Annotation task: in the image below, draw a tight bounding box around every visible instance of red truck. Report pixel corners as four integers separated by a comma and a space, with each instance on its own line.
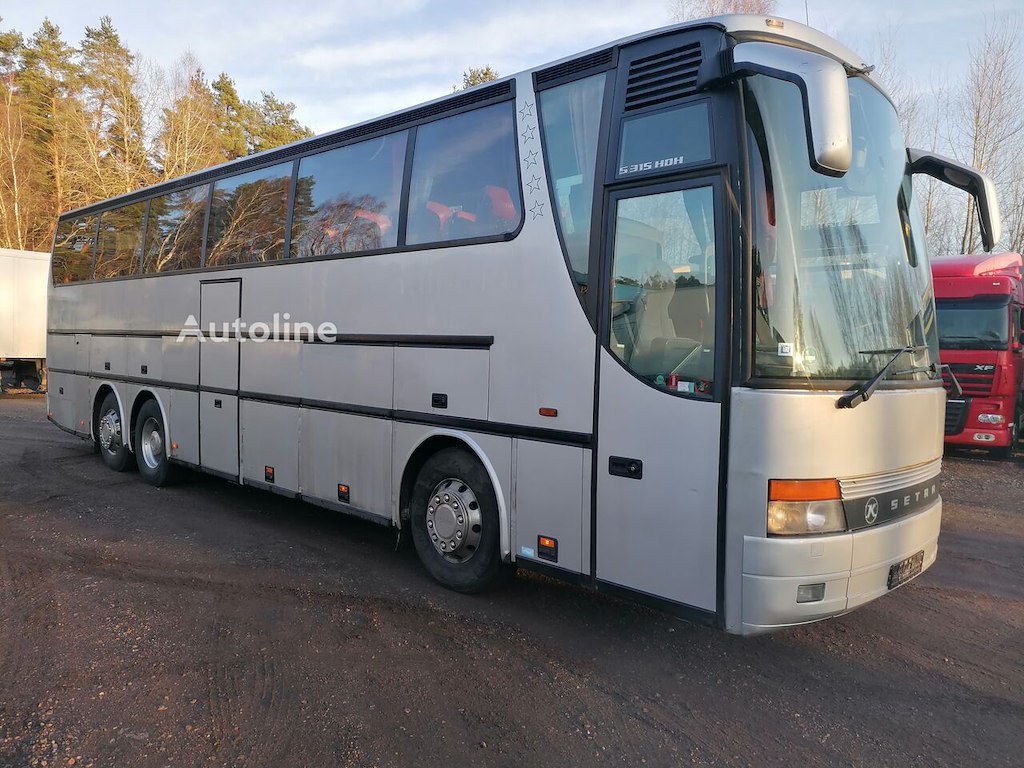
932, 252, 1024, 457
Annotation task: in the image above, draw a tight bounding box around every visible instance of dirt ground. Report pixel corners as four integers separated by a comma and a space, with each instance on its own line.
0, 393, 1021, 768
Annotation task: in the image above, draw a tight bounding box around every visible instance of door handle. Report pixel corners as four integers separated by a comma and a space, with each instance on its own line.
609, 456, 643, 479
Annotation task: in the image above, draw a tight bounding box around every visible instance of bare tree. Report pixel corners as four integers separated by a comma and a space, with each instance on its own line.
670, 0, 776, 21
155, 52, 225, 180
954, 16, 1024, 253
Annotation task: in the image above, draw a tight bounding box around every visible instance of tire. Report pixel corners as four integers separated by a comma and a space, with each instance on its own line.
134, 399, 178, 486
409, 447, 506, 593
96, 392, 134, 472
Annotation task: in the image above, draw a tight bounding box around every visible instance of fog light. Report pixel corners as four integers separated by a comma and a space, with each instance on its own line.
978, 413, 1004, 424
973, 433, 996, 442
797, 583, 826, 603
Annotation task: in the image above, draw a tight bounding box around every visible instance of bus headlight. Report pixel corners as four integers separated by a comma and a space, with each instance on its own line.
767, 479, 847, 535
977, 413, 1004, 424
767, 500, 847, 535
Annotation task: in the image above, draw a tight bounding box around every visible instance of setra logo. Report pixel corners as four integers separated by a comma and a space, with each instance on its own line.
864, 497, 879, 525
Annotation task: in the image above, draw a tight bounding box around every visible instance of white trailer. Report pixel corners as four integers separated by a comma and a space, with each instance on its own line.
0, 248, 48, 391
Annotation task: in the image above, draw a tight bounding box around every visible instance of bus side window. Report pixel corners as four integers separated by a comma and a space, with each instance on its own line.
406, 101, 522, 246
52, 215, 97, 284
291, 132, 407, 258
206, 162, 292, 267
95, 202, 145, 280
144, 186, 208, 273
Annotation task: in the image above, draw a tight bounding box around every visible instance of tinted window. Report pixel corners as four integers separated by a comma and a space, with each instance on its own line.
95, 202, 145, 279
206, 163, 292, 267
538, 73, 606, 285
609, 186, 716, 395
52, 215, 98, 284
407, 102, 522, 245
291, 132, 407, 257
144, 186, 208, 273
618, 103, 711, 178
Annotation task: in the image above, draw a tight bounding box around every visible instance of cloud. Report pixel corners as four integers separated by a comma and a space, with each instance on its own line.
287, 0, 670, 131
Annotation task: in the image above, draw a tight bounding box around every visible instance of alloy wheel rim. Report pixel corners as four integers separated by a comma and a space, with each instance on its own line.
425, 477, 483, 563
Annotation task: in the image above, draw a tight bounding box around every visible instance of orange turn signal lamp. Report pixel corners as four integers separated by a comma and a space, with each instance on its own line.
768, 478, 841, 502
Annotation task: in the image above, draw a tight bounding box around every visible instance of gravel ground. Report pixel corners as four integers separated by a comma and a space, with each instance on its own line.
0, 393, 1021, 767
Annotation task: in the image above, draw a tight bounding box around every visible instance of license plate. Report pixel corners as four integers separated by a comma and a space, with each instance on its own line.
887, 550, 925, 590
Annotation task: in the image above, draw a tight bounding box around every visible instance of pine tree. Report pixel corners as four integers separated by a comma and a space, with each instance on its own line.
79, 16, 152, 196
211, 73, 248, 160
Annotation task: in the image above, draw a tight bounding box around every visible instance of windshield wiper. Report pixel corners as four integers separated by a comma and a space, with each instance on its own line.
836, 345, 928, 409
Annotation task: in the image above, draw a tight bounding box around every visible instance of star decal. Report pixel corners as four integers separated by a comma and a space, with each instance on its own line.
520, 124, 536, 143
530, 200, 545, 220
523, 150, 538, 169
527, 174, 542, 194
519, 101, 535, 120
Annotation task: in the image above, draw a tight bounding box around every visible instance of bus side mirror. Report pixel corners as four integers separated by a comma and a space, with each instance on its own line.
907, 148, 1002, 251
729, 42, 852, 176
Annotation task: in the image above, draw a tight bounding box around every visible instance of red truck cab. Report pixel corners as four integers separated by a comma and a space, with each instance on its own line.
932, 252, 1024, 457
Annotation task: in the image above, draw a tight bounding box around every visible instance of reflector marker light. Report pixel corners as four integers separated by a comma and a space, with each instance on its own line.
769, 478, 841, 502
539, 408, 558, 418
537, 535, 558, 563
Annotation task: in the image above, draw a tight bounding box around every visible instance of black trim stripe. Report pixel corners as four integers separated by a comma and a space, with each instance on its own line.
48, 368, 198, 390
595, 579, 717, 625
47, 329, 495, 349
516, 557, 588, 586
47, 414, 90, 440
297, 493, 393, 527
48, 370, 593, 448
311, 334, 494, 349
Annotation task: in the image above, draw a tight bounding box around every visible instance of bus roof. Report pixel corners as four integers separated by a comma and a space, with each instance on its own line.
56, 14, 872, 222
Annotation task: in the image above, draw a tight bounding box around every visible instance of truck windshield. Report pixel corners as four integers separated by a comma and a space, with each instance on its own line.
745, 75, 939, 382
935, 298, 1010, 350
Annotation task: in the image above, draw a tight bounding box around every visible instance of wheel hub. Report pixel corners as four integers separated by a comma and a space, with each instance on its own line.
98, 409, 121, 452
140, 417, 163, 470
425, 477, 483, 563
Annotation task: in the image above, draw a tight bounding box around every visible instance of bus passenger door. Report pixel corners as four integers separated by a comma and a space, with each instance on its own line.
199, 279, 241, 479
595, 181, 723, 614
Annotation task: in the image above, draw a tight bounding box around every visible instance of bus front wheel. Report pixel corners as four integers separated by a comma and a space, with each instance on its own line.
96, 392, 134, 472
409, 447, 506, 593
134, 400, 177, 486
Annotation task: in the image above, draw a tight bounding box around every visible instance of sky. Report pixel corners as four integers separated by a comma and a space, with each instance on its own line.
1, 0, 1021, 135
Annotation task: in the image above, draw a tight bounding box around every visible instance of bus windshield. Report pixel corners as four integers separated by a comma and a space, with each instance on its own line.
936, 297, 1010, 350
745, 75, 939, 382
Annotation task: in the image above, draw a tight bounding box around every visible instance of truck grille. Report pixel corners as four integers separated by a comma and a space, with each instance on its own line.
942, 362, 994, 396
944, 399, 970, 436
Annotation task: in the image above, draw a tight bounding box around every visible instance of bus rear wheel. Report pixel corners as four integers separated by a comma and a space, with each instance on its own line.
409, 447, 505, 593
96, 392, 134, 472
134, 400, 177, 486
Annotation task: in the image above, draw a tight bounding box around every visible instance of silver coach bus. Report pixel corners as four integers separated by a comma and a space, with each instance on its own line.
46, 15, 1000, 634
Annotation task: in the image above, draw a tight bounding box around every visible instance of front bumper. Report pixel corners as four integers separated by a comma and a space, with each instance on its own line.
739, 498, 941, 634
